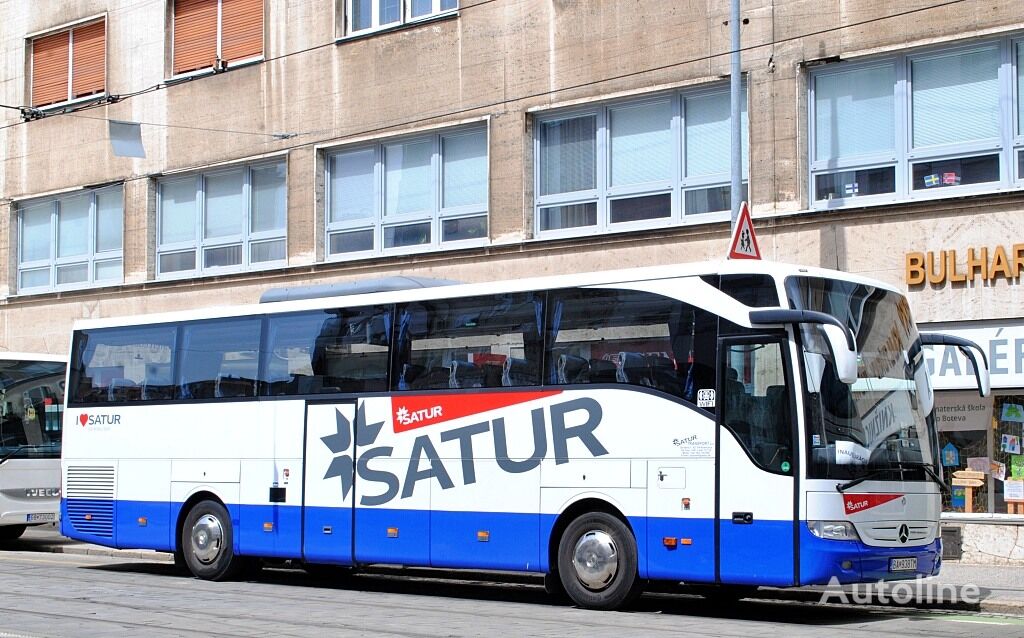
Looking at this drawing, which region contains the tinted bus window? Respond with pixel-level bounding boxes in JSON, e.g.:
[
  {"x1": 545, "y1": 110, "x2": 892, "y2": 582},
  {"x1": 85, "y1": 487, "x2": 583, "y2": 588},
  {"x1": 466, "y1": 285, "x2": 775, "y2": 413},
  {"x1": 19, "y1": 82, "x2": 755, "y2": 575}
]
[
  {"x1": 0, "y1": 360, "x2": 64, "y2": 455},
  {"x1": 70, "y1": 325, "x2": 177, "y2": 404},
  {"x1": 546, "y1": 289, "x2": 716, "y2": 407},
  {"x1": 717, "y1": 274, "x2": 780, "y2": 307},
  {"x1": 395, "y1": 293, "x2": 544, "y2": 390},
  {"x1": 178, "y1": 318, "x2": 261, "y2": 399},
  {"x1": 261, "y1": 306, "x2": 391, "y2": 395}
]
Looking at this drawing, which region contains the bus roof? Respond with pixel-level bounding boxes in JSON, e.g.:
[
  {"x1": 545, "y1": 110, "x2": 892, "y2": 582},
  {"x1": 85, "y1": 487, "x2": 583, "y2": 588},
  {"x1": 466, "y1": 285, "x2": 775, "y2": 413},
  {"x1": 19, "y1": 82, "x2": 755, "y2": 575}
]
[
  {"x1": 71, "y1": 260, "x2": 902, "y2": 331},
  {"x1": 0, "y1": 352, "x2": 67, "y2": 363}
]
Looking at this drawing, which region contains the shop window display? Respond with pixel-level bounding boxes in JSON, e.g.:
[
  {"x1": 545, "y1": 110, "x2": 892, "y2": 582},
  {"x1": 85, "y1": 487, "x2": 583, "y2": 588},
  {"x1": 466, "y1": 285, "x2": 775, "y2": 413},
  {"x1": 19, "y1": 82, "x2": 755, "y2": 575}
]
[{"x1": 939, "y1": 394, "x2": 1024, "y2": 514}]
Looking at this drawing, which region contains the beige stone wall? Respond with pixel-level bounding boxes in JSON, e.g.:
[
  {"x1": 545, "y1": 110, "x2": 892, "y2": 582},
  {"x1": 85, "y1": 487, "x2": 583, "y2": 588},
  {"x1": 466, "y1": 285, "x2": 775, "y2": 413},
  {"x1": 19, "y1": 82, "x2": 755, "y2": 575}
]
[{"x1": 0, "y1": 0, "x2": 1022, "y2": 353}]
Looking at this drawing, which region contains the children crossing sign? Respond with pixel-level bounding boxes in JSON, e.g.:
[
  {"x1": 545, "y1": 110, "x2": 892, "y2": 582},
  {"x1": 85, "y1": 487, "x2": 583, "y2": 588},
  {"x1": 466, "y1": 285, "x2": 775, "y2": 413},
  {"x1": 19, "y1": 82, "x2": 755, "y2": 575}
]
[{"x1": 728, "y1": 201, "x2": 761, "y2": 260}]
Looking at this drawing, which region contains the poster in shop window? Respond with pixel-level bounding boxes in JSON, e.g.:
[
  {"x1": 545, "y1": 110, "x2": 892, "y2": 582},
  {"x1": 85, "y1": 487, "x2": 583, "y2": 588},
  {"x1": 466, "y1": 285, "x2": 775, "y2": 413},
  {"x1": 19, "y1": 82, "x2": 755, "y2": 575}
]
[
  {"x1": 942, "y1": 442, "x2": 960, "y2": 467},
  {"x1": 1011, "y1": 455, "x2": 1024, "y2": 480},
  {"x1": 1001, "y1": 434, "x2": 1022, "y2": 455},
  {"x1": 967, "y1": 457, "x2": 990, "y2": 473},
  {"x1": 991, "y1": 460, "x2": 1007, "y2": 482},
  {"x1": 1002, "y1": 403, "x2": 1024, "y2": 423},
  {"x1": 1005, "y1": 480, "x2": 1024, "y2": 502}
]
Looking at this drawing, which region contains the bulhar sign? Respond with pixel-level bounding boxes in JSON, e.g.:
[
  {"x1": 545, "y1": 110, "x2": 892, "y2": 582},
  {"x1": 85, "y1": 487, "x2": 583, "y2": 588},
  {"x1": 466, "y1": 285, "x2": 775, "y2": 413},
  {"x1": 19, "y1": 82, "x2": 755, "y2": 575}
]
[{"x1": 906, "y1": 245, "x2": 1024, "y2": 286}]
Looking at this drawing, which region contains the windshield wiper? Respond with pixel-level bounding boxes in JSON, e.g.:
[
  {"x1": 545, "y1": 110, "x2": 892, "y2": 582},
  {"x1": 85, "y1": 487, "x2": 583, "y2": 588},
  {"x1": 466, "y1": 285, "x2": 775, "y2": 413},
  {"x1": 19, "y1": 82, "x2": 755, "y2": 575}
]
[
  {"x1": 835, "y1": 463, "x2": 948, "y2": 494},
  {"x1": 897, "y1": 462, "x2": 949, "y2": 494},
  {"x1": 0, "y1": 443, "x2": 54, "y2": 466}
]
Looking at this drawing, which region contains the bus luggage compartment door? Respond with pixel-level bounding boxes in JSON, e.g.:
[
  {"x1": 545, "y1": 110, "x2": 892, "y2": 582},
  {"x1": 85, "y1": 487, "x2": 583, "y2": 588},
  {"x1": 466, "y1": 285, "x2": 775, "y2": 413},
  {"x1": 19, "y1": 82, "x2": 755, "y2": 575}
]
[{"x1": 302, "y1": 401, "x2": 357, "y2": 565}]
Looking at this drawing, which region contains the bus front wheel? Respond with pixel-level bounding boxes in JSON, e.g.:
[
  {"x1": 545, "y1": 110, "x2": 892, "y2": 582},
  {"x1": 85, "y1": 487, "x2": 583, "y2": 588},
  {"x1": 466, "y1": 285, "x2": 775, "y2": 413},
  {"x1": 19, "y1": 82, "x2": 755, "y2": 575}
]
[
  {"x1": 556, "y1": 512, "x2": 641, "y2": 610},
  {"x1": 181, "y1": 500, "x2": 242, "y2": 581}
]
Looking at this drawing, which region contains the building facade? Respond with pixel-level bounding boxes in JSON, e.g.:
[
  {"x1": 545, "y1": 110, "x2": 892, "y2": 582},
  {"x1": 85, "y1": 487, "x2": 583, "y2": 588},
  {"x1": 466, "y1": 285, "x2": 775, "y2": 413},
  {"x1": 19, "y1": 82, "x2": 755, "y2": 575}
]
[{"x1": 1, "y1": 0, "x2": 1023, "y2": 557}]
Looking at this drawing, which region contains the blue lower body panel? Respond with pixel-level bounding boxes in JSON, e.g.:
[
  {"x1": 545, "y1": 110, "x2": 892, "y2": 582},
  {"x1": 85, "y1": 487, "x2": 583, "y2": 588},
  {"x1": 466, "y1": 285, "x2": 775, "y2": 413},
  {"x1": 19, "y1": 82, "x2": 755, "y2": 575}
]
[
  {"x1": 720, "y1": 518, "x2": 796, "y2": 586},
  {"x1": 62, "y1": 498, "x2": 940, "y2": 588},
  {"x1": 799, "y1": 527, "x2": 942, "y2": 585}
]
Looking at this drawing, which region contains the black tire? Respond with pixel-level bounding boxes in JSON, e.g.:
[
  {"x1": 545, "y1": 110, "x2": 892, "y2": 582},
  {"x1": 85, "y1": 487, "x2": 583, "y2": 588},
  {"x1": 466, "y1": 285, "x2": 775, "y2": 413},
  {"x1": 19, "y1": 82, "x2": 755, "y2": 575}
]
[
  {"x1": 0, "y1": 525, "x2": 27, "y2": 541},
  {"x1": 543, "y1": 571, "x2": 569, "y2": 602},
  {"x1": 180, "y1": 500, "x2": 243, "y2": 581},
  {"x1": 557, "y1": 512, "x2": 642, "y2": 610}
]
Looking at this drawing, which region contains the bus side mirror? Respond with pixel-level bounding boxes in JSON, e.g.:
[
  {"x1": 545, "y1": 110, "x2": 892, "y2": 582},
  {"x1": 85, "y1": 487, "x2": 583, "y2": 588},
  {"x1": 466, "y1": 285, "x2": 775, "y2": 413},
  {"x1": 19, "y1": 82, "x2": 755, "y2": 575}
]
[
  {"x1": 919, "y1": 333, "x2": 990, "y2": 398},
  {"x1": 749, "y1": 308, "x2": 858, "y2": 385},
  {"x1": 821, "y1": 324, "x2": 858, "y2": 385}
]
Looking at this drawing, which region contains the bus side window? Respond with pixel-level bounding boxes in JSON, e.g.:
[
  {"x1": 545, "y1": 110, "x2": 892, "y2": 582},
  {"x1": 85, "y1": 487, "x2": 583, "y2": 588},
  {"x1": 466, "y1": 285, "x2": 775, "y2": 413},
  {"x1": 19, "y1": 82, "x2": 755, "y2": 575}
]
[
  {"x1": 393, "y1": 294, "x2": 543, "y2": 391},
  {"x1": 177, "y1": 318, "x2": 260, "y2": 400},
  {"x1": 259, "y1": 306, "x2": 391, "y2": 396},
  {"x1": 70, "y1": 325, "x2": 176, "y2": 404},
  {"x1": 545, "y1": 288, "x2": 715, "y2": 407}
]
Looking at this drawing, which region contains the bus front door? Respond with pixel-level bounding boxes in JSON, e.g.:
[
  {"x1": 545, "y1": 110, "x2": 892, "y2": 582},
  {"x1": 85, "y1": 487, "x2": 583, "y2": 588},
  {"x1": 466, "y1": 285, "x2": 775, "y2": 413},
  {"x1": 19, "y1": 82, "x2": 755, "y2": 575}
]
[
  {"x1": 716, "y1": 337, "x2": 798, "y2": 586},
  {"x1": 302, "y1": 400, "x2": 357, "y2": 565}
]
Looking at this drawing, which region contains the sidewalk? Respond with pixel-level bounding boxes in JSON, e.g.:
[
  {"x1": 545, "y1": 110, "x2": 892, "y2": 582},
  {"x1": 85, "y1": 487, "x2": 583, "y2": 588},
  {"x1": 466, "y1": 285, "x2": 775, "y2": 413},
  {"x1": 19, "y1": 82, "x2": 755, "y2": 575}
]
[{"x1": 11, "y1": 526, "x2": 1024, "y2": 615}]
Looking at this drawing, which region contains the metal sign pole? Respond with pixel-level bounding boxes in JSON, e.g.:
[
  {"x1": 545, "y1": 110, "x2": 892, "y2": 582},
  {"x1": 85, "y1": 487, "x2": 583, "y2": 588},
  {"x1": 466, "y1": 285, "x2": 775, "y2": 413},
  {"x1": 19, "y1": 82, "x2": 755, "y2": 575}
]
[{"x1": 729, "y1": 0, "x2": 742, "y2": 234}]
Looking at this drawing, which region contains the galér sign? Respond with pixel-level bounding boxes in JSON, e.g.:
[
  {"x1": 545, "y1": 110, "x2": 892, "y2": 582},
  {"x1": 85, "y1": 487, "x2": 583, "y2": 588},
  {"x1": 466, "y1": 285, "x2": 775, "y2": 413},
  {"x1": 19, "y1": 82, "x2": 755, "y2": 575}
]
[{"x1": 905, "y1": 245, "x2": 1024, "y2": 286}]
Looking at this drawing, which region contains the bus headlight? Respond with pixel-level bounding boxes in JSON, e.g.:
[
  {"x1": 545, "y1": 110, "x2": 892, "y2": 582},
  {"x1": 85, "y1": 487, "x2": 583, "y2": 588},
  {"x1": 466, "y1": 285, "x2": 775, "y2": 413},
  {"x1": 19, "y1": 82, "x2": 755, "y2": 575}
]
[{"x1": 807, "y1": 520, "x2": 860, "y2": 541}]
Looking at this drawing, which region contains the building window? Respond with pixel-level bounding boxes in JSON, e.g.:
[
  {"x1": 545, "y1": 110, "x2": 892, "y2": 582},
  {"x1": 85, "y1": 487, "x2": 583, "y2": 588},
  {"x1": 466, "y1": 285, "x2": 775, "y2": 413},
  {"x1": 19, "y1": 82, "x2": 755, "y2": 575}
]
[
  {"x1": 810, "y1": 36, "x2": 1024, "y2": 207},
  {"x1": 345, "y1": 0, "x2": 457, "y2": 36},
  {"x1": 157, "y1": 161, "x2": 286, "y2": 278},
  {"x1": 325, "y1": 125, "x2": 487, "y2": 259},
  {"x1": 172, "y1": 0, "x2": 263, "y2": 76},
  {"x1": 17, "y1": 186, "x2": 123, "y2": 293},
  {"x1": 30, "y1": 19, "x2": 105, "y2": 108},
  {"x1": 534, "y1": 86, "x2": 748, "y2": 239}
]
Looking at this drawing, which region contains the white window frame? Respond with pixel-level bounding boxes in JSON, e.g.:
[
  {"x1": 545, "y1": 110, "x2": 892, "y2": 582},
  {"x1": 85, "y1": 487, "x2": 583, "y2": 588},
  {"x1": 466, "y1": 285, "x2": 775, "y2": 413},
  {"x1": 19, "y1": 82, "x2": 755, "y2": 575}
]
[
  {"x1": 156, "y1": 160, "x2": 287, "y2": 280},
  {"x1": 344, "y1": 0, "x2": 458, "y2": 37},
  {"x1": 533, "y1": 85, "x2": 748, "y2": 241},
  {"x1": 809, "y1": 35, "x2": 1024, "y2": 209},
  {"x1": 324, "y1": 124, "x2": 489, "y2": 261},
  {"x1": 1015, "y1": 38, "x2": 1024, "y2": 185},
  {"x1": 16, "y1": 185, "x2": 124, "y2": 295}
]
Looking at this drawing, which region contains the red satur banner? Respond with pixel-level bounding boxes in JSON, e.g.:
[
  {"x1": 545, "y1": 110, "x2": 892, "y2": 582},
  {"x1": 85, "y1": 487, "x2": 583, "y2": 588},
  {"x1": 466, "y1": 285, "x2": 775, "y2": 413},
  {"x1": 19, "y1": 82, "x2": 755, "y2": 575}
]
[
  {"x1": 843, "y1": 493, "x2": 903, "y2": 515},
  {"x1": 391, "y1": 390, "x2": 562, "y2": 433}
]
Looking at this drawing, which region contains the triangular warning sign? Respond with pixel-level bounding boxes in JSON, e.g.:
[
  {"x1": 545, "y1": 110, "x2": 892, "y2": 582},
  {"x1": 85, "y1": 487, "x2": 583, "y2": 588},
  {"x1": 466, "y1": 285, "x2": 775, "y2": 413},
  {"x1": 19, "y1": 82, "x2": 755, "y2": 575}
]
[{"x1": 727, "y1": 201, "x2": 761, "y2": 260}]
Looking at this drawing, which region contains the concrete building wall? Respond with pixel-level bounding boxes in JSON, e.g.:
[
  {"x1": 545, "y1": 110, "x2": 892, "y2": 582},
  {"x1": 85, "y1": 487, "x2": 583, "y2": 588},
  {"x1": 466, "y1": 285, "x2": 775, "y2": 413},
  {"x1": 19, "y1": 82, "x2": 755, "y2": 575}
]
[{"x1": 0, "y1": 0, "x2": 1021, "y2": 353}]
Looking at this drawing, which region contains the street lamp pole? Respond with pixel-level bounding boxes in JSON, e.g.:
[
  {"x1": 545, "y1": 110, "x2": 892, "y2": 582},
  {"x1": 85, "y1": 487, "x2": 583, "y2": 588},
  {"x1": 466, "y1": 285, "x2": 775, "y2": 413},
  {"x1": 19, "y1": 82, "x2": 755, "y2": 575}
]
[{"x1": 729, "y1": 0, "x2": 742, "y2": 234}]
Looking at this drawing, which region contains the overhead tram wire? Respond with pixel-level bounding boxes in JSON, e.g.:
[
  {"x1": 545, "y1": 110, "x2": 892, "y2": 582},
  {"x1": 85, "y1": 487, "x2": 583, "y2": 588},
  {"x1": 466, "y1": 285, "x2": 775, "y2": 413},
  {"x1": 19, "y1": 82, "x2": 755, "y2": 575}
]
[{"x1": 0, "y1": 0, "x2": 970, "y2": 147}]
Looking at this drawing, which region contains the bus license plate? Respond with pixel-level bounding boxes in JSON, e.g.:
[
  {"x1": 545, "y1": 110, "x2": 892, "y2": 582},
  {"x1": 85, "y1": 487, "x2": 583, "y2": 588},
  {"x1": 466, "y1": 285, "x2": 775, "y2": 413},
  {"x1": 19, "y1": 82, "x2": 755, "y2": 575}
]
[
  {"x1": 27, "y1": 513, "x2": 57, "y2": 523},
  {"x1": 889, "y1": 557, "x2": 917, "y2": 572}
]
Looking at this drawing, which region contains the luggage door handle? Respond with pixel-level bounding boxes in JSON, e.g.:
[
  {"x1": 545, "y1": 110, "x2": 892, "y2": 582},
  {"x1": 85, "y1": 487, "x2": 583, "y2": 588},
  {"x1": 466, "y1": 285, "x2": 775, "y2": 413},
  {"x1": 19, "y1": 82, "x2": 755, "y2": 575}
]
[{"x1": 732, "y1": 512, "x2": 754, "y2": 524}]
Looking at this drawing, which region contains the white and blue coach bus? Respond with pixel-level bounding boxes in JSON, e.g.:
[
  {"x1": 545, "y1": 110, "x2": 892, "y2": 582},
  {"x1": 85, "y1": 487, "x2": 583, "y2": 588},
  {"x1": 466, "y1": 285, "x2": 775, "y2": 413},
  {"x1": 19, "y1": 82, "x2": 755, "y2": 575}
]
[{"x1": 60, "y1": 262, "x2": 988, "y2": 609}]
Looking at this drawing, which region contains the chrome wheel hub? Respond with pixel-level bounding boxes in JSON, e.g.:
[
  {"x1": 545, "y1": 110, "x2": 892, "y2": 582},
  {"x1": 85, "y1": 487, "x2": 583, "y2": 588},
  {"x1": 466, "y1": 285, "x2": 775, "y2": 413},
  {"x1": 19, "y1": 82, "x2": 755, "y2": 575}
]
[
  {"x1": 572, "y1": 530, "x2": 618, "y2": 590},
  {"x1": 190, "y1": 514, "x2": 224, "y2": 565}
]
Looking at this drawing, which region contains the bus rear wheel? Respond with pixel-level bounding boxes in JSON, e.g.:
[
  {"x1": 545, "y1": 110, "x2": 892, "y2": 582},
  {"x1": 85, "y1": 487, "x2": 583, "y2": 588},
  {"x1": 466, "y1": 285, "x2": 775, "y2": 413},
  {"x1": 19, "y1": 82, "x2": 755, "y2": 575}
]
[
  {"x1": 556, "y1": 512, "x2": 641, "y2": 610},
  {"x1": 0, "y1": 525, "x2": 26, "y2": 540},
  {"x1": 181, "y1": 500, "x2": 243, "y2": 581}
]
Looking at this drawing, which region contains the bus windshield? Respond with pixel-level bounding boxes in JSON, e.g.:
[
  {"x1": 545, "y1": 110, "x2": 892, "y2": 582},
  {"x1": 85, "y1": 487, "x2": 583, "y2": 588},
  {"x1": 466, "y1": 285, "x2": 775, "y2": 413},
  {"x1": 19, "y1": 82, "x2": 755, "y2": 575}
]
[
  {"x1": 787, "y1": 276, "x2": 935, "y2": 481},
  {"x1": 0, "y1": 360, "x2": 65, "y2": 459}
]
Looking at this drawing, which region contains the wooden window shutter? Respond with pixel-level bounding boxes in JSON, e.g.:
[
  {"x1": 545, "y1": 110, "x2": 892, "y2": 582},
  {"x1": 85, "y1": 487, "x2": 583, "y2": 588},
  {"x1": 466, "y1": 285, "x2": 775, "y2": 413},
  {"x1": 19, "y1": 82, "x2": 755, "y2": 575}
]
[
  {"x1": 221, "y1": 0, "x2": 263, "y2": 64},
  {"x1": 31, "y1": 31, "x2": 70, "y2": 107},
  {"x1": 173, "y1": 0, "x2": 218, "y2": 74},
  {"x1": 71, "y1": 21, "x2": 106, "y2": 99}
]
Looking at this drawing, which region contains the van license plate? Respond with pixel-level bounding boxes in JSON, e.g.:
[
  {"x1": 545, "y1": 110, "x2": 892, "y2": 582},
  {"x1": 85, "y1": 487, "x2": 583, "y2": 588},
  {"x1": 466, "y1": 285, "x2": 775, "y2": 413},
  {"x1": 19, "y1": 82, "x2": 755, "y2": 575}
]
[
  {"x1": 889, "y1": 557, "x2": 917, "y2": 572},
  {"x1": 27, "y1": 513, "x2": 57, "y2": 522}
]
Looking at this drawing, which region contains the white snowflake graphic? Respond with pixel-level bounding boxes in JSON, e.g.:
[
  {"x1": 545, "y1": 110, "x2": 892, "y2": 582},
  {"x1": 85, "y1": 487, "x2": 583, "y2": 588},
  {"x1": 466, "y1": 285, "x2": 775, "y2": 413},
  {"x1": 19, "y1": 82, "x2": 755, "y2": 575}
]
[{"x1": 395, "y1": 406, "x2": 410, "y2": 424}]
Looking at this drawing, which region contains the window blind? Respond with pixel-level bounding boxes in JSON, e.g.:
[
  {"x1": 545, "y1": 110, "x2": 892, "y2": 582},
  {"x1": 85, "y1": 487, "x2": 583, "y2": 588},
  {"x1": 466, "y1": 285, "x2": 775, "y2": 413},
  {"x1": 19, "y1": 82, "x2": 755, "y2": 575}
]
[{"x1": 31, "y1": 31, "x2": 70, "y2": 107}]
